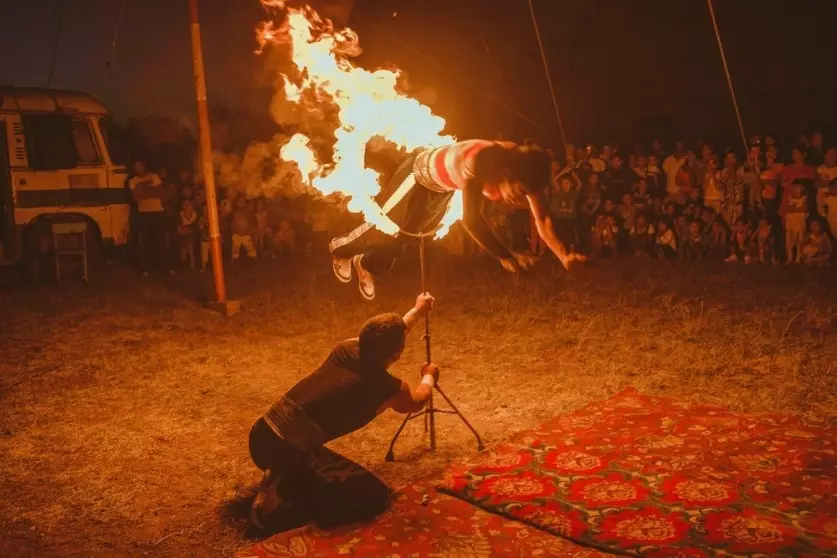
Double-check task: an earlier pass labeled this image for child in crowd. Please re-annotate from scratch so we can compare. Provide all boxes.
[646,154,663,196]
[630,213,654,257]
[591,214,618,258]
[618,193,637,233]
[681,187,702,221]
[756,218,775,265]
[681,220,705,260]
[177,198,199,269]
[706,219,729,260]
[801,219,832,266]
[254,197,271,254]
[726,220,755,263]
[817,178,837,236]
[549,174,580,251]
[632,179,652,212]
[783,180,809,264]
[231,198,258,261]
[655,220,678,259]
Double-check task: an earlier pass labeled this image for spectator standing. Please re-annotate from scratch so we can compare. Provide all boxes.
[809,131,826,167]
[702,155,723,215]
[782,147,817,217]
[718,151,744,224]
[272,218,297,258]
[602,153,638,201]
[663,142,687,198]
[177,199,199,269]
[549,172,580,252]
[231,198,258,261]
[783,180,809,264]
[254,197,271,254]
[128,160,173,275]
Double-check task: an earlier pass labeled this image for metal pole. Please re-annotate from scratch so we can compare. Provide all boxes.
[188,0,229,307]
[419,235,436,450]
[706,0,749,157]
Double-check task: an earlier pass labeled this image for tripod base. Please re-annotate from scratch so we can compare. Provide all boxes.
[385,384,484,462]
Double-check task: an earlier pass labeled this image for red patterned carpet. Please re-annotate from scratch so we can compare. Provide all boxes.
[440,388,837,556]
[237,482,611,557]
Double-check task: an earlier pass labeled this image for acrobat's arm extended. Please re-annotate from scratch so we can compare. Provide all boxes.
[526,192,571,269]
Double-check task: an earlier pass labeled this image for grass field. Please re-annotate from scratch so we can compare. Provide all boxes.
[1,252,836,557]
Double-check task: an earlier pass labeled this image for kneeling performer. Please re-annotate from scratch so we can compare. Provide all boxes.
[249,293,438,530]
[330,140,575,300]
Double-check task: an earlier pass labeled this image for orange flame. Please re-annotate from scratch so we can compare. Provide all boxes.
[257,5,460,237]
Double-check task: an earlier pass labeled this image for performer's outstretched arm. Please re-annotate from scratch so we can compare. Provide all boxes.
[460,181,515,262]
[527,193,571,270]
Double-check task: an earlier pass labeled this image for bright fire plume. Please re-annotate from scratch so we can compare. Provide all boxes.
[257,5,461,238]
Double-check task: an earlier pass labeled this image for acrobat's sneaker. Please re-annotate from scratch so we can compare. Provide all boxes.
[332,258,352,283]
[352,255,375,301]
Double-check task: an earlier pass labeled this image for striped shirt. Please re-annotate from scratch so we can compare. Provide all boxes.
[413,140,517,193]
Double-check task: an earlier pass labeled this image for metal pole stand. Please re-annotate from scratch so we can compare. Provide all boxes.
[385,234,484,462]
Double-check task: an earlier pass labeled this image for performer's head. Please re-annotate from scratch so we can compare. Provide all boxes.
[358,313,407,368]
[475,144,552,205]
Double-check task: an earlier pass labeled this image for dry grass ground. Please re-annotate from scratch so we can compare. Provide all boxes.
[1,252,836,557]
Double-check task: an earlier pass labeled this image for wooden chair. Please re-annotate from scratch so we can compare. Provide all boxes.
[52,222,88,283]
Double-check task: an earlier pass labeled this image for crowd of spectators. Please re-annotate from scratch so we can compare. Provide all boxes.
[125,130,837,275]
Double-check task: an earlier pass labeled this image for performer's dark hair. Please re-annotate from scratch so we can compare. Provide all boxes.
[472,144,551,196]
[358,312,407,366]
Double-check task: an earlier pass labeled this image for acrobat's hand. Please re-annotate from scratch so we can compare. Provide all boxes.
[499,258,520,273]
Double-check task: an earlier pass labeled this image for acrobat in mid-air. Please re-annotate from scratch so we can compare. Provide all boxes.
[329,140,577,299]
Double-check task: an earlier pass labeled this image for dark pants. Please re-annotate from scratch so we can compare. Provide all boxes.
[135,211,171,272]
[248,418,390,529]
[330,152,452,277]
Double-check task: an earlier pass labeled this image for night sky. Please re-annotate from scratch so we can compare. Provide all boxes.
[2,0,835,149]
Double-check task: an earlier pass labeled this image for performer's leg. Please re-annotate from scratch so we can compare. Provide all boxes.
[248,419,319,530]
[307,447,391,528]
[329,151,446,299]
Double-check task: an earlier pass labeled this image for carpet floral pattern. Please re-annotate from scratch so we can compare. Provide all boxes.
[440,388,837,556]
[237,483,610,558]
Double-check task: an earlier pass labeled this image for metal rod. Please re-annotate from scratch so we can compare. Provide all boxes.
[419,235,436,450]
[384,227,483,461]
[706,0,749,157]
[188,0,227,303]
[526,0,568,151]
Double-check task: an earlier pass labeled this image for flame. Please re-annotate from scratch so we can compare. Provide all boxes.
[256,5,461,237]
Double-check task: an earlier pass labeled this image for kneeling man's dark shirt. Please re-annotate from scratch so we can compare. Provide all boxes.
[263,339,402,451]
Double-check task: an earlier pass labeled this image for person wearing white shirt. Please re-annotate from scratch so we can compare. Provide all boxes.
[128,160,172,275]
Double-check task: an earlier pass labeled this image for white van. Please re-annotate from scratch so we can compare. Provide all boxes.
[0,87,130,265]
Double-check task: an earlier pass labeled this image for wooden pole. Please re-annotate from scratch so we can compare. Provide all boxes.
[188,0,239,314]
